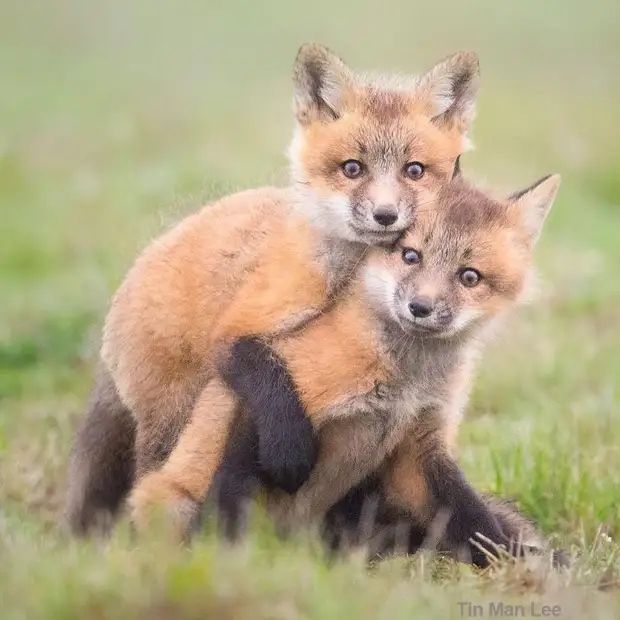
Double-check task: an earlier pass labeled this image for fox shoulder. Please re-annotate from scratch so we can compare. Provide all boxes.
[101,185,331,412]
[101,187,296,376]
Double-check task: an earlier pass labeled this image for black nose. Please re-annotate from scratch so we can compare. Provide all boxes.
[408,297,434,318]
[373,206,398,227]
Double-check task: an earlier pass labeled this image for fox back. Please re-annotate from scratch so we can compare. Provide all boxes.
[101,45,482,433]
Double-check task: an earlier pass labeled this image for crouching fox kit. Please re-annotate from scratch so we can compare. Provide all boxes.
[129,174,562,567]
[66,43,480,535]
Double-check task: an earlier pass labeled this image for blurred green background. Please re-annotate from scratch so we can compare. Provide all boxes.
[1,1,619,617]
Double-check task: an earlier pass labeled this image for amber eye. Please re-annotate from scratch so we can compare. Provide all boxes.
[402,248,422,265]
[459,268,481,287]
[342,159,364,179]
[404,162,425,180]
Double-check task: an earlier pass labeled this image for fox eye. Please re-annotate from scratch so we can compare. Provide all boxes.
[341,160,364,179]
[402,248,421,265]
[459,268,481,287]
[404,162,425,181]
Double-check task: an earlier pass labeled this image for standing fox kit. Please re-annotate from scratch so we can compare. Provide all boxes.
[130,174,561,569]
[66,43,480,535]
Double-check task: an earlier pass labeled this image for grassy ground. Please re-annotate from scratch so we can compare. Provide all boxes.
[1,0,620,617]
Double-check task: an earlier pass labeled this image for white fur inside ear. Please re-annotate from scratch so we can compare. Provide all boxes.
[514,174,561,245]
[318,71,346,114]
[292,44,355,122]
[427,74,460,117]
[417,51,480,131]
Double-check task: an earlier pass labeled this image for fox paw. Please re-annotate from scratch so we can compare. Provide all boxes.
[128,472,201,540]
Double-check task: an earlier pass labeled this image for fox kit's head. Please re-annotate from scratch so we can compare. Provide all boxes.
[289,43,480,245]
[363,174,561,338]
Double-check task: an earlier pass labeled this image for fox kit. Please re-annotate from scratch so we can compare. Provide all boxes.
[130,174,562,568]
[66,43,480,536]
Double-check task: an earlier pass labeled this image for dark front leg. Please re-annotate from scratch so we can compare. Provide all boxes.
[423,452,514,568]
[218,337,318,494]
[382,424,519,569]
[330,459,513,568]
[323,475,567,569]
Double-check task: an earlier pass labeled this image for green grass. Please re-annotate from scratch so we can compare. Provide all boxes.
[1,0,620,617]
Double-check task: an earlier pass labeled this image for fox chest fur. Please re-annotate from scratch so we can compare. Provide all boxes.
[272,286,466,450]
[264,286,472,525]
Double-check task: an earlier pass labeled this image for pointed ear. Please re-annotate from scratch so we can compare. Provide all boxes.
[293,43,356,125]
[509,174,561,246]
[416,51,480,135]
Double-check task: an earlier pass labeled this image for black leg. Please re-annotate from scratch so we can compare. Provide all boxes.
[219,337,318,494]
[423,452,516,568]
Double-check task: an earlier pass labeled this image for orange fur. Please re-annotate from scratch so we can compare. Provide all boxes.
[125,175,560,538]
[128,379,240,534]
[263,175,561,534]
[70,44,485,536]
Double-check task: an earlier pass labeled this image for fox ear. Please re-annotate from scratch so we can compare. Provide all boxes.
[509,174,561,246]
[293,43,356,125]
[417,51,480,135]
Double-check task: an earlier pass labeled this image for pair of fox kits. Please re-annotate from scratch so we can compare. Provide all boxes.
[66,43,565,567]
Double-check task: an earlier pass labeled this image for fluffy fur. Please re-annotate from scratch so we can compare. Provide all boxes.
[119,174,561,571]
[65,43,479,536]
